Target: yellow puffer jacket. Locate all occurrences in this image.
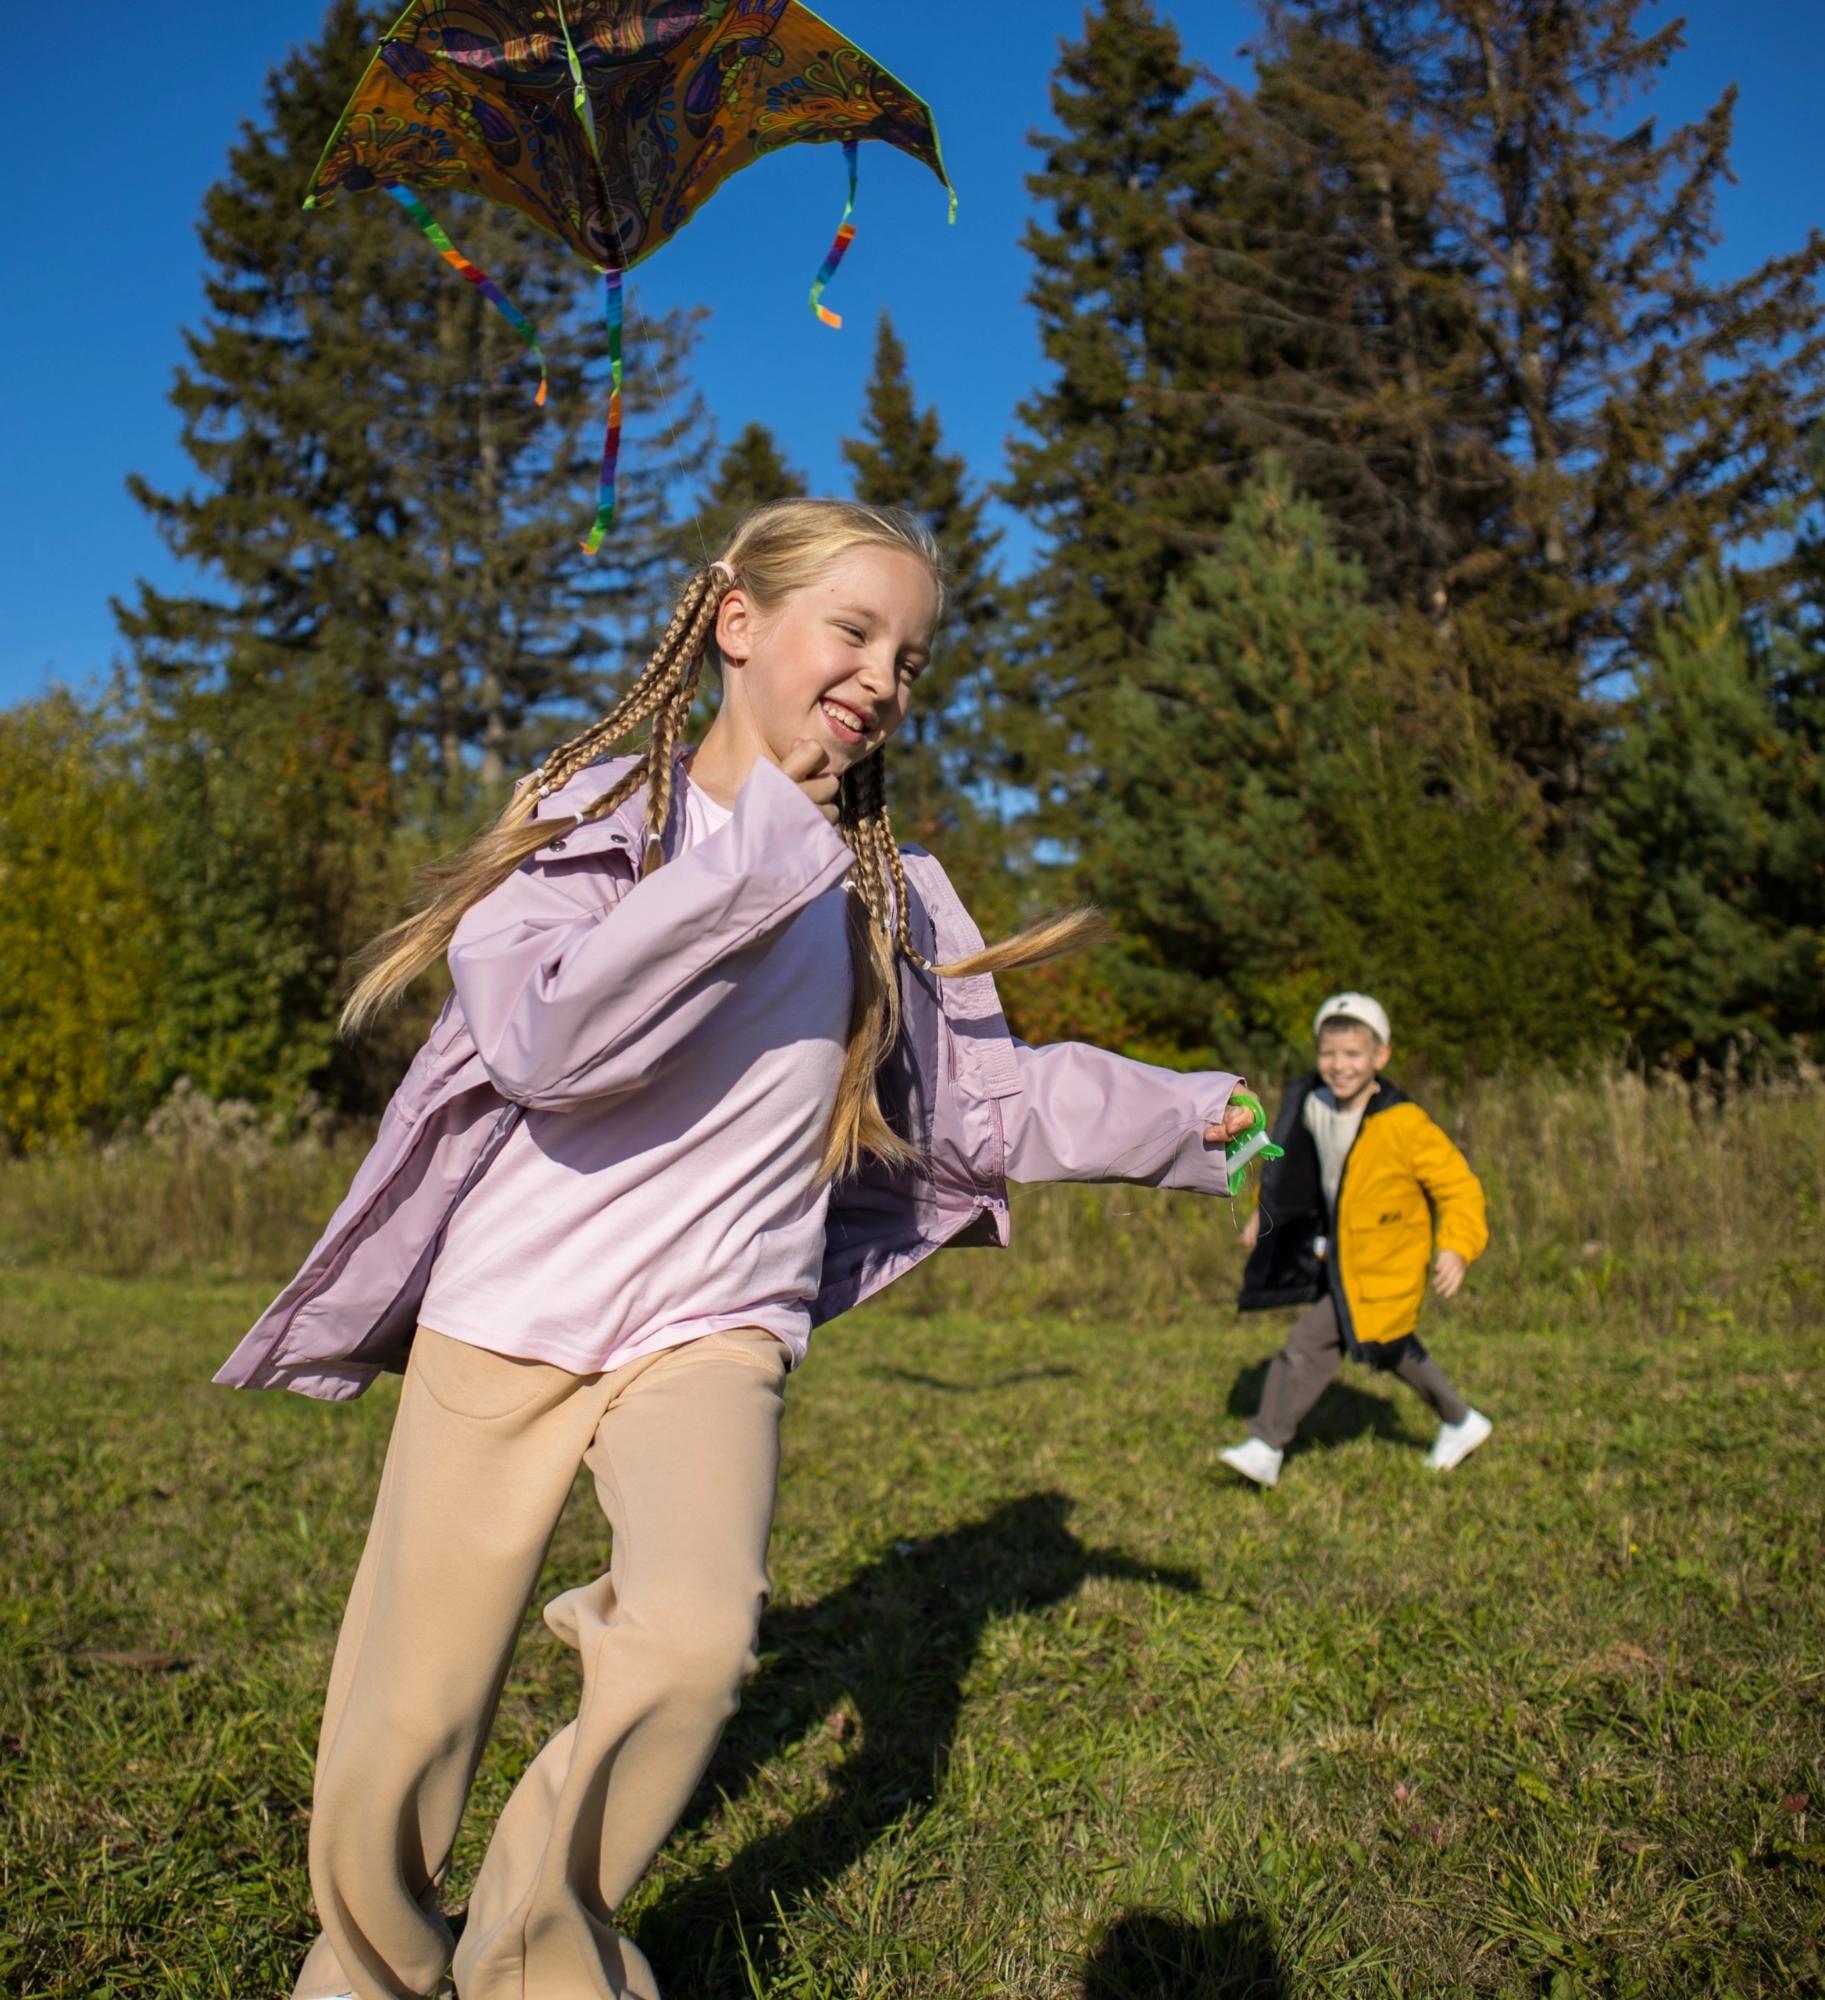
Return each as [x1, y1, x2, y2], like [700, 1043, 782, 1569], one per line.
[1333, 1099, 1487, 1349]
[1238, 1079, 1488, 1357]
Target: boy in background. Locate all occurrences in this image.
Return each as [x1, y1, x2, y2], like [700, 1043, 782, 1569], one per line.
[1220, 993, 1492, 1488]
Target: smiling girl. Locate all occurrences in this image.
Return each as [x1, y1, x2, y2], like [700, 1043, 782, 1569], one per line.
[219, 500, 1251, 2000]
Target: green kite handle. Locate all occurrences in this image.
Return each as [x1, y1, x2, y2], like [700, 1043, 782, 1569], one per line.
[1224, 1089, 1284, 1199]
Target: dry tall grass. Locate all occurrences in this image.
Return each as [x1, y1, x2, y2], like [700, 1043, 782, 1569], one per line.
[0, 1080, 368, 1282]
[895, 1059, 1825, 1324]
[3, 1062, 1819, 1306]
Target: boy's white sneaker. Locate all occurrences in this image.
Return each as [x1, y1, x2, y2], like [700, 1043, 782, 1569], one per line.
[1218, 1437, 1284, 1488]
[1426, 1408, 1492, 1471]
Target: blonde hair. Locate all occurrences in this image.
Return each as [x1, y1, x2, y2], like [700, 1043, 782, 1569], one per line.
[343, 498, 1105, 1177]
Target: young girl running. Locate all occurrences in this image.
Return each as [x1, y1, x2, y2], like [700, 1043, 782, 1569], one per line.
[217, 500, 1250, 2000]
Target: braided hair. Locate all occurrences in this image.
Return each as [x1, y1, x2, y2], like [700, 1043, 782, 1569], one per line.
[342, 500, 1103, 1178]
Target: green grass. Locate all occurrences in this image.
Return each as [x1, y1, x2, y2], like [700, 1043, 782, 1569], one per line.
[5, 1148, 1824, 1998]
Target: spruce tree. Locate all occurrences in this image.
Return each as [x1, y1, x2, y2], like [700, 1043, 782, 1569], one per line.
[1093, 461, 1598, 1075]
[691, 422, 806, 561]
[1589, 572, 1825, 1066]
[996, 0, 1224, 827]
[115, 0, 709, 1109]
[841, 312, 1001, 848]
[1094, 461, 1382, 1065]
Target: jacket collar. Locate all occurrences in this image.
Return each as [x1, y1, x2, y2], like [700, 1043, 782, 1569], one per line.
[1300, 1074, 1407, 1120]
[527, 748, 692, 859]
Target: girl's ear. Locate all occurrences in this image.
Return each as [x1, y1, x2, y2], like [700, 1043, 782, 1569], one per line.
[716, 588, 755, 667]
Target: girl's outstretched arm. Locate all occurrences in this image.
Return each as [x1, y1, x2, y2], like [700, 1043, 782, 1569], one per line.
[451, 758, 851, 1110]
[1000, 1039, 1245, 1195]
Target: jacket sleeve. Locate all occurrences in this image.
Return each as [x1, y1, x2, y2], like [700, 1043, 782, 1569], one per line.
[1000, 1040, 1243, 1193]
[1409, 1114, 1489, 1262]
[449, 757, 853, 1111]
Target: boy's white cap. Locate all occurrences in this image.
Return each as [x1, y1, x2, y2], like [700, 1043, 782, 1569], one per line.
[1314, 991, 1391, 1045]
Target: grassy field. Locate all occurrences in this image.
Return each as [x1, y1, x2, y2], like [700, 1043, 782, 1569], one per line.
[4, 1070, 1824, 1996]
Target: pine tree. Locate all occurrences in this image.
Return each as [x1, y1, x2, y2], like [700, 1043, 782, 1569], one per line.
[114, 0, 709, 1108]
[692, 422, 806, 561]
[841, 312, 1001, 848]
[1169, 21, 1504, 623]
[1093, 461, 1383, 1066]
[996, 0, 1224, 827]
[1227, 0, 1825, 790]
[1589, 573, 1825, 1066]
[120, 0, 708, 799]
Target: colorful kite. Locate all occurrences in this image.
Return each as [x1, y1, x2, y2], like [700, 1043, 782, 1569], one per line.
[306, 0, 954, 548]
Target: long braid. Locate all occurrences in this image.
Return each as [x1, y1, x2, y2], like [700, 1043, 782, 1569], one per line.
[638, 581, 722, 870]
[837, 762, 887, 933]
[818, 737, 1107, 1180]
[341, 561, 731, 1033]
[838, 751, 933, 975]
[521, 565, 727, 818]
[824, 750, 915, 1179]
[863, 754, 935, 975]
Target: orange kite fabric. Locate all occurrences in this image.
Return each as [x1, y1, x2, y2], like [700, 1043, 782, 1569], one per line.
[305, 0, 953, 272]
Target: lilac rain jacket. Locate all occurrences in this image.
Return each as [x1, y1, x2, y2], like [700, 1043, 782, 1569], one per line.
[216, 754, 1242, 1401]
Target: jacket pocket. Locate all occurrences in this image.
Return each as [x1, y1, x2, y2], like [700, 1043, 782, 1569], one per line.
[1340, 1225, 1425, 1301]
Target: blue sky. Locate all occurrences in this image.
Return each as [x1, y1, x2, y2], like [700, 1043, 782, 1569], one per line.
[3, 1, 1821, 707]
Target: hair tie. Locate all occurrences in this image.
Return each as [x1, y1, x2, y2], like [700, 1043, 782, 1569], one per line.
[710, 560, 734, 586]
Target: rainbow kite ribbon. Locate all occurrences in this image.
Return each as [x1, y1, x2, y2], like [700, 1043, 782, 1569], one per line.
[809, 141, 860, 329]
[557, 0, 624, 552]
[384, 185, 547, 406]
[580, 268, 624, 555]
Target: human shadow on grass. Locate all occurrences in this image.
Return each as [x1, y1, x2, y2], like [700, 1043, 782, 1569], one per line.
[1225, 1358, 1417, 1457]
[1081, 1905, 1284, 1999]
[629, 1491, 1198, 1991]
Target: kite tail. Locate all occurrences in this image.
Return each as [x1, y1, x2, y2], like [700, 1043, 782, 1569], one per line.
[809, 140, 860, 329]
[580, 267, 625, 555]
[385, 185, 548, 406]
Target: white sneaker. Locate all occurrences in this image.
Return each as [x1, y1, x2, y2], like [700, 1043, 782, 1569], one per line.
[1219, 1437, 1284, 1488]
[1426, 1408, 1492, 1471]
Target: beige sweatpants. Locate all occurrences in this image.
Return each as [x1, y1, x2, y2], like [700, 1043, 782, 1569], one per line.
[290, 1322, 789, 2000]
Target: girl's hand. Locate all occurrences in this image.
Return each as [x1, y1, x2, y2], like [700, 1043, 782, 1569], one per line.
[1239, 1208, 1261, 1250]
[783, 738, 842, 824]
[1432, 1250, 1467, 1299]
[1203, 1104, 1256, 1146]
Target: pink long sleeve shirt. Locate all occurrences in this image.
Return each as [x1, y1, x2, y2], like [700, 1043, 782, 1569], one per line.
[420, 780, 851, 1372]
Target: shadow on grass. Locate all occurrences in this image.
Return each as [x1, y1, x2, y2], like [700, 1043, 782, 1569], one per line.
[1082, 1905, 1283, 1998]
[868, 1362, 1082, 1393]
[1225, 1357, 1418, 1455]
[630, 1491, 1197, 1993]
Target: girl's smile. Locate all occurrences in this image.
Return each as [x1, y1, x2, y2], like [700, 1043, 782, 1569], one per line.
[690, 545, 937, 803]
[817, 695, 872, 749]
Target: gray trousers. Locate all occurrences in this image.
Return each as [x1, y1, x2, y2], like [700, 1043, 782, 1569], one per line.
[1250, 1296, 1468, 1450]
